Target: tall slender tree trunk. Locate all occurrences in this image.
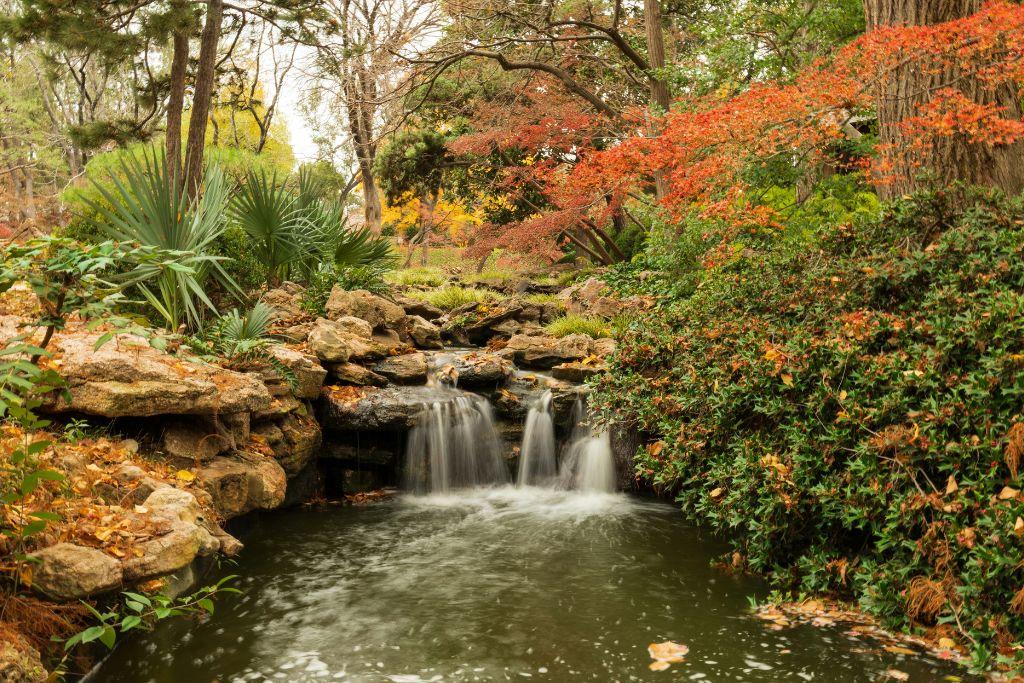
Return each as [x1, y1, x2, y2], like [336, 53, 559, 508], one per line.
[863, 0, 1024, 198]
[644, 0, 671, 199]
[360, 159, 383, 232]
[419, 189, 437, 267]
[183, 0, 225, 199]
[166, 14, 189, 188]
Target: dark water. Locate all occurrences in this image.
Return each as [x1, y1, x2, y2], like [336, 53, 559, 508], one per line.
[93, 488, 969, 682]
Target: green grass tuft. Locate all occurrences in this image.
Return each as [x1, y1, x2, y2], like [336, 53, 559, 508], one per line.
[408, 285, 502, 310]
[544, 314, 611, 338]
[385, 267, 448, 288]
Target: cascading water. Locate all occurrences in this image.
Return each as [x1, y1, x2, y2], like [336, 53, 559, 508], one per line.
[403, 390, 509, 494]
[558, 397, 617, 493]
[516, 389, 557, 486]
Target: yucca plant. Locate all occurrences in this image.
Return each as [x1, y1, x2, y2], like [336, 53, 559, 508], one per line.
[228, 170, 307, 286]
[86, 147, 238, 331]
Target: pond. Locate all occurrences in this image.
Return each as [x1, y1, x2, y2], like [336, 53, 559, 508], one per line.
[92, 487, 970, 682]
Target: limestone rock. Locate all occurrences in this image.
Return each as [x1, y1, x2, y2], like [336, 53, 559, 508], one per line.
[266, 345, 326, 399]
[328, 362, 389, 387]
[441, 302, 523, 345]
[198, 452, 287, 518]
[405, 315, 443, 349]
[551, 361, 607, 383]
[373, 352, 428, 385]
[436, 353, 513, 389]
[160, 419, 230, 463]
[326, 288, 405, 331]
[335, 315, 374, 338]
[307, 318, 389, 363]
[0, 630, 47, 683]
[29, 543, 122, 600]
[396, 296, 444, 321]
[319, 385, 445, 431]
[259, 282, 307, 321]
[253, 413, 322, 475]
[44, 333, 271, 418]
[499, 334, 595, 369]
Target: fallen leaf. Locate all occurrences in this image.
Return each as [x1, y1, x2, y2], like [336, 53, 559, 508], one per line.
[937, 637, 957, 650]
[998, 486, 1019, 500]
[945, 475, 958, 495]
[648, 641, 689, 665]
[884, 645, 917, 656]
[648, 661, 670, 672]
[884, 670, 909, 681]
[781, 373, 794, 387]
[175, 470, 196, 483]
[1015, 517, 1024, 537]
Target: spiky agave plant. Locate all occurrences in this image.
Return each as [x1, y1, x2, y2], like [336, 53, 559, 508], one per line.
[86, 147, 238, 331]
[196, 302, 296, 388]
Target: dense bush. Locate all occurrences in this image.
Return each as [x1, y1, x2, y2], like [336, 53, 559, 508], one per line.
[595, 188, 1024, 669]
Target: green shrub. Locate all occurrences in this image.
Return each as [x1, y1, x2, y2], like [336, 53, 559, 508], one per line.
[545, 314, 610, 338]
[300, 265, 390, 317]
[595, 187, 1024, 670]
[407, 285, 499, 310]
[524, 292, 562, 307]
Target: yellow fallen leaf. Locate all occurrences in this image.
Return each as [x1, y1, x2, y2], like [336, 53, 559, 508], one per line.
[937, 637, 957, 650]
[884, 645, 917, 656]
[176, 469, 196, 483]
[998, 486, 1019, 501]
[838, 390, 848, 401]
[1015, 517, 1024, 537]
[709, 487, 724, 500]
[781, 373, 794, 387]
[649, 661, 670, 672]
[648, 641, 689, 664]
[885, 670, 909, 681]
[945, 475, 958, 495]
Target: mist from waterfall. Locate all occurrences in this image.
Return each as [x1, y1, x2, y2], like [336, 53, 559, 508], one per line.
[516, 389, 557, 486]
[403, 391, 509, 494]
[558, 398, 616, 493]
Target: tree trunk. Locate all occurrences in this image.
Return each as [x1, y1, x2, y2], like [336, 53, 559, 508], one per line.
[863, 0, 1024, 198]
[419, 189, 437, 267]
[361, 162, 383, 232]
[183, 0, 225, 199]
[166, 12, 188, 188]
[644, 0, 671, 199]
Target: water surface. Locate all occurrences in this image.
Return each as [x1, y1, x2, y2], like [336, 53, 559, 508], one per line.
[95, 488, 969, 682]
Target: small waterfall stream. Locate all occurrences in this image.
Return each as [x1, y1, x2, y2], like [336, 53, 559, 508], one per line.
[402, 390, 509, 494]
[517, 389, 557, 486]
[558, 398, 616, 493]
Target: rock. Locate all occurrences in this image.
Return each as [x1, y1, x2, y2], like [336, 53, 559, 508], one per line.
[319, 385, 447, 431]
[121, 487, 225, 582]
[307, 318, 390, 363]
[44, 333, 272, 418]
[326, 288, 405, 331]
[264, 346, 326, 399]
[441, 302, 523, 345]
[253, 394, 304, 420]
[160, 419, 230, 463]
[488, 318, 522, 338]
[593, 338, 617, 357]
[29, 543, 122, 600]
[405, 315, 443, 349]
[198, 452, 287, 518]
[278, 321, 314, 343]
[556, 277, 650, 319]
[328, 362, 389, 387]
[500, 334, 595, 369]
[259, 282, 307, 321]
[342, 469, 384, 494]
[322, 441, 397, 466]
[437, 353, 513, 389]
[253, 413, 322, 475]
[396, 296, 443, 321]
[551, 361, 607, 383]
[373, 352, 428, 385]
[0, 630, 47, 683]
[335, 315, 374, 338]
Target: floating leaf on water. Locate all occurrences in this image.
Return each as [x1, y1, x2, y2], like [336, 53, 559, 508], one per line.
[649, 661, 671, 672]
[648, 641, 689, 667]
[884, 669, 909, 681]
[883, 645, 917, 656]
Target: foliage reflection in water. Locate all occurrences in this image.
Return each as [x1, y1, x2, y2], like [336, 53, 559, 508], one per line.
[92, 488, 972, 682]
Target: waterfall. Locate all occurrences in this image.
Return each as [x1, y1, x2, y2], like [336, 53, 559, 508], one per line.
[558, 398, 616, 493]
[404, 391, 510, 494]
[517, 390, 557, 486]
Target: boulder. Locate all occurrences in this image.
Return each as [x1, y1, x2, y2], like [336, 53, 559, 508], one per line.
[551, 361, 607, 383]
[160, 419, 230, 463]
[29, 543, 122, 600]
[396, 296, 444, 321]
[253, 413, 321, 475]
[594, 338, 617, 357]
[307, 318, 389, 364]
[198, 452, 287, 518]
[441, 302, 523, 345]
[435, 353, 513, 389]
[319, 385, 447, 431]
[253, 394, 304, 421]
[265, 346, 326, 399]
[373, 352, 428, 385]
[259, 282, 307, 321]
[326, 288, 406, 331]
[499, 334, 595, 369]
[0, 630, 47, 683]
[44, 333, 271, 418]
[405, 315, 443, 349]
[335, 315, 374, 339]
[328, 363, 389, 387]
